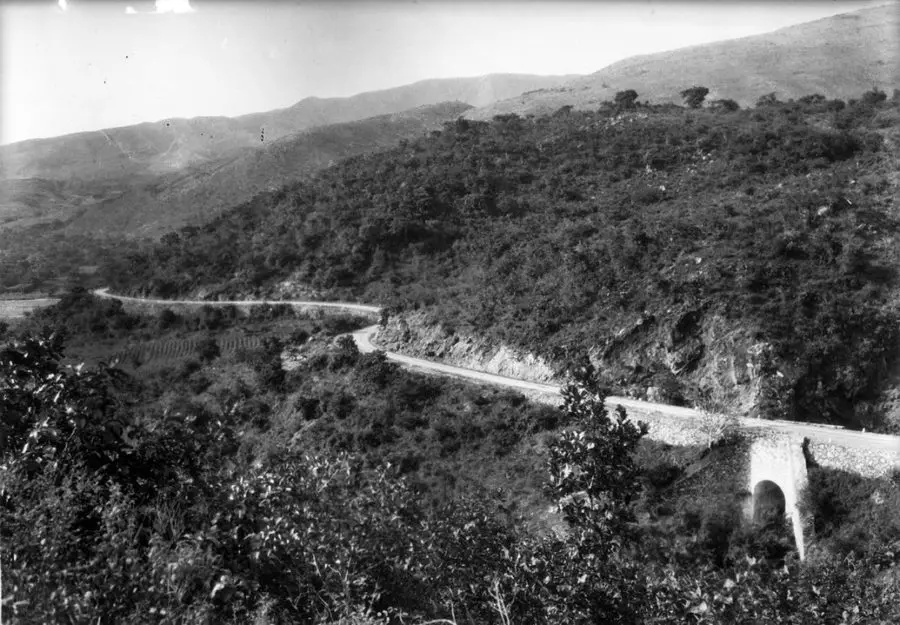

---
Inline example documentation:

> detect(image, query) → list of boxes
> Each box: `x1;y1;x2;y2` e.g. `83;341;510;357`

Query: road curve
93;289;900;454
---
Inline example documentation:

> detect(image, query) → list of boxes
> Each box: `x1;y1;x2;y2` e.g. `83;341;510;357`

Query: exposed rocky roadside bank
376;310;561;385
376;309;787;418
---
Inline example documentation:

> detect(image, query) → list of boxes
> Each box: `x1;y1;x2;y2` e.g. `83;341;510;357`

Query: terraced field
0;297;59;319
111;331;291;366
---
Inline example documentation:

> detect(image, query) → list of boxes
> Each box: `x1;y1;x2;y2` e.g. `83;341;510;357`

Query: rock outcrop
376;311;560;384
592;310;781;414
379;308;787;419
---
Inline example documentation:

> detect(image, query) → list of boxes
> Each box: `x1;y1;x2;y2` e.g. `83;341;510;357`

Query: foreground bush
3;332;898;623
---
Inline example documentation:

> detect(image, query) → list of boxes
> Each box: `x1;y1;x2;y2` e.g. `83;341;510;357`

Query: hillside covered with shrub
2;294;899;623
119;90;900;431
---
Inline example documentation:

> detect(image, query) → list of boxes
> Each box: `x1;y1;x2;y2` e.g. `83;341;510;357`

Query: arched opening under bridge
752;479;787;526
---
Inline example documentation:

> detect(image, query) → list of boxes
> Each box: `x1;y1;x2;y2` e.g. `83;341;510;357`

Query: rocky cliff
592;309;784;414
377;309;786;419
376;311;560;384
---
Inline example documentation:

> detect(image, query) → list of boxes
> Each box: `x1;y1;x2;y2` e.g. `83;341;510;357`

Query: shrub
614;89;639;110
195;335;220;363
802;467;900;556
329;335;360;370
681;86;710;109
546;362;648;545
157;307;178;330
710;98;740;112
756;92;781;107
644;461;682;489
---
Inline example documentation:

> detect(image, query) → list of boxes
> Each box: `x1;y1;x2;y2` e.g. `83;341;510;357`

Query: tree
614;89;639;110
546;359;648;544
681;85;710;109
538;361;650;622
0;331;131;473
254;335;285;390
330;334;360;370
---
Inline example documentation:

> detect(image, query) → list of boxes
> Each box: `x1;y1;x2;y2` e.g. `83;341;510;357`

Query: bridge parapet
804;437;899;479
617;400;899;480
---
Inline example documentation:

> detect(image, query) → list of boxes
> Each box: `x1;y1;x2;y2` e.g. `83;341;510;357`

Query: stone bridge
747;436;809;559
621;404;899;560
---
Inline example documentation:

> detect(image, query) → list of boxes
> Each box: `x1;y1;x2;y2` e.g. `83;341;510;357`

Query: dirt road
94;289;900;454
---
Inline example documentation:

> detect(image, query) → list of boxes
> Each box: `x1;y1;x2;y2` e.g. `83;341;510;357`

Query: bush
802;467;900;556
329;335;360;370
4;328;899;623
681;86;710;109
710;98;740;112
195;335;220;363
644;461;682;489
157;307;178;330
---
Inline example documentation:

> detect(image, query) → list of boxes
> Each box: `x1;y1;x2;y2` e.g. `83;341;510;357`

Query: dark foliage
0;228;149;294
681;85;710;108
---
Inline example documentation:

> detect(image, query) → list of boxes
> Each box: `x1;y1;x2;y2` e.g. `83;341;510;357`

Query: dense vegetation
0;228;149;295
117;91;900;431
2;294;898;623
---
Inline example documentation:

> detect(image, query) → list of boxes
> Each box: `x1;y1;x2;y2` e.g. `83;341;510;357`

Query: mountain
63;102;473;236
0;73;571;233
235;74;578;142
0;74;574;184
467;4;899;120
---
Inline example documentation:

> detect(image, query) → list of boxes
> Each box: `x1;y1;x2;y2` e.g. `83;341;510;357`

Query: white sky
0;0;892;144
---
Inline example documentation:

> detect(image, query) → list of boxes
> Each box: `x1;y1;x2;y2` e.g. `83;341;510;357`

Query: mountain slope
237;74;577;141
468;4;899;120
0;74;570;234
63;102;474;236
115;93;900;432
0;74;574;185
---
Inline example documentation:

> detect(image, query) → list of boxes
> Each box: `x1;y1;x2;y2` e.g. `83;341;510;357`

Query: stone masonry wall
806;441;900;478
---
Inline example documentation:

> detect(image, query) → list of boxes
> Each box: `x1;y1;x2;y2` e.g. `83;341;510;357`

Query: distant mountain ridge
235;74;579;142
4;4;898;236
0;73;572;233
468;4;899;120
0;74;574;183
62;102;474;236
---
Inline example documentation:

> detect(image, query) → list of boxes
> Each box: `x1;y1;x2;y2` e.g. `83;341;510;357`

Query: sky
0;0;892;144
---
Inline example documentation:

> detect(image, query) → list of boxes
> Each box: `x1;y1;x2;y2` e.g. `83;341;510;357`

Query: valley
3;3;900;623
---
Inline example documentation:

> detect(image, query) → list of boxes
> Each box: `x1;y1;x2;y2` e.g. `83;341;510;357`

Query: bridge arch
747;437;809;560
752;479;787;525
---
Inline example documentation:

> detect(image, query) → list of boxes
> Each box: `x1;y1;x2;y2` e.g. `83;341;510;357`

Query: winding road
93;289;900;454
